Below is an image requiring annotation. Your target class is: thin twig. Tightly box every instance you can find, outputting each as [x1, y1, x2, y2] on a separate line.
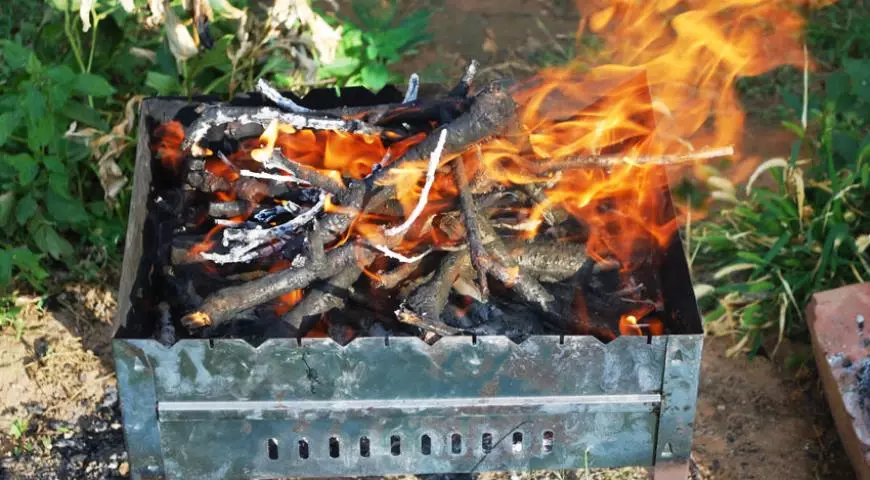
[535, 145, 735, 172]
[384, 129, 448, 237]
[372, 244, 432, 263]
[402, 73, 420, 104]
[256, 78, 312, 113]
[263, 150, 347, 196]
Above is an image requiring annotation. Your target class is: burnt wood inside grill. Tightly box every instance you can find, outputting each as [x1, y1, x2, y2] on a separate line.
[115, 63, 712, 347]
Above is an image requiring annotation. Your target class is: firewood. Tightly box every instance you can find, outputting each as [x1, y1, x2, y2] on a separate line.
[281, 267, 362, 333]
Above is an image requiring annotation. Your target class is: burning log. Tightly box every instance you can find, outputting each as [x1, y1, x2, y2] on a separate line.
[181, 242, 376, 330]
[396, 251, 469, 334]
[281, 266, 362, 333]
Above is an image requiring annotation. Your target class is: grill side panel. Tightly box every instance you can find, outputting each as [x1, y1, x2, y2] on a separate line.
[114, 335, 679, 478]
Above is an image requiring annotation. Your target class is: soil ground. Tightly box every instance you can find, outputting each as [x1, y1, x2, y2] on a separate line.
[0, 0, 856, 479]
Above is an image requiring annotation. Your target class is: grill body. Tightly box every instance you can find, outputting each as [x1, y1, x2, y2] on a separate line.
[114, 93, 703, 480]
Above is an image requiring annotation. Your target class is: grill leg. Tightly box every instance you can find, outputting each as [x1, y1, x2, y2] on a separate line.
[648, 460, 690, 480]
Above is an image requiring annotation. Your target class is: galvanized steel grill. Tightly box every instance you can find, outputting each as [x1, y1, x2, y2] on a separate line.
[113, 92, 704, 480]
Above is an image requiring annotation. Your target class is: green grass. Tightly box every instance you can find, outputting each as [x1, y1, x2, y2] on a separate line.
[692, 0, 870, 356]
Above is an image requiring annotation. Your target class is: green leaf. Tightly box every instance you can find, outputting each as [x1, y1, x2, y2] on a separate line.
[45, 189, 88, 225]
[318, 56, 361, 79]
[42, 156, 65, 174]
[0, 192, 14, 227]
[32, 224, 74, 260]
[48, 173, 71, 198]
[145, 71, 180, 95]
[60, 101, 109, 130]
[8, 154, 38, 186]
[365, 43, 379, 60]
[844, 59, 870, 102]
[0, 40, 34, 70]
[73, 73, 116, 97]
[0, 249, 11, 286]
[22, 88, 53, 150]
[0, 112, 21, 147]
[360, 63, 389, 92]
[826, 70, 850, 101]
[10, 247, 48, 284]
[15, 193, 37, 225]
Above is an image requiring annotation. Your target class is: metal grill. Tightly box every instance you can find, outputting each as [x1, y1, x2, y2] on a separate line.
[113, 93, 704, 480]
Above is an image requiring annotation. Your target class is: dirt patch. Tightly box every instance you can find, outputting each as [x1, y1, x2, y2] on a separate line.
[0, 285, 126, 479]
[693, 337, 854, 480]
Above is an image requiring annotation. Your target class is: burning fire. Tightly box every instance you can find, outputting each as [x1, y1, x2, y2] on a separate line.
[154, 0, 823, 337]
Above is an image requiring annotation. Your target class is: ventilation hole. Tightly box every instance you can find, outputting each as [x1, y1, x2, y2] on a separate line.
[390, 435, 401, 456]
[208, 338, 215, 349]
[385, 336, 390, 347]
[298, 439, 309, 459]
[472, 335, 478, 345]
[672, 350, 684, 363]
[512, 432, 523, 453]
[451, 434, 462, 454]
[329, 437, 340, 458]
[295, 336, 302, 347]
[360, 437, 370, 458]
[482, 433, 493, 453]
[646, 334, 653, 345]
[542, 431, 554, 453]
[267, 438, 279, 460]
[559, 335, 565, 345]
[661, 442, 673, 459]
[421, 435, 432, 455]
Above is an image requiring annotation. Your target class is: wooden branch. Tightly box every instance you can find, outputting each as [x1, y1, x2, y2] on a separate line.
[534, 146, 735, 172]
[182, 242, 377, 330]
[453, 155, 489, 297]
[183, 105, 384, 155]
[264, 150, 347, 196]
[281, 267, 362, 333]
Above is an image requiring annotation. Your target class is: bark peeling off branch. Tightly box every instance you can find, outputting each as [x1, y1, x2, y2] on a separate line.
[182, 105, 384, 154]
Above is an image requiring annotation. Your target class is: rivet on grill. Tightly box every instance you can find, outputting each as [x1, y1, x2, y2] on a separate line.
[360, 437, 370, 457]
[267, 438, 279, 460]
[482, 433, 493, 453]
[390, 435, 401, 456]
[298, 439, 309, 459]
[512, 432, 523, 453]
[542, 431, 554, 453]
[451, 433, 462, 454]
[421, 434, 432, 455]
[329, 437, 340, 458]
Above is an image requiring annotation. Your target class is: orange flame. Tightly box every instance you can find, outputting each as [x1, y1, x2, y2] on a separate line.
[274, 289, 304, 316]
[473, 0, 817, 268]
[153, 121, 185, 171]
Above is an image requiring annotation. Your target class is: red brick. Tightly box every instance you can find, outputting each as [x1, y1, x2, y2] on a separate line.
[807, 282, 870, 480]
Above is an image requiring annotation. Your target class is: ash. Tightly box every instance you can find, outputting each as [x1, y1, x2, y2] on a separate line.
[1, 387, 127, 480]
